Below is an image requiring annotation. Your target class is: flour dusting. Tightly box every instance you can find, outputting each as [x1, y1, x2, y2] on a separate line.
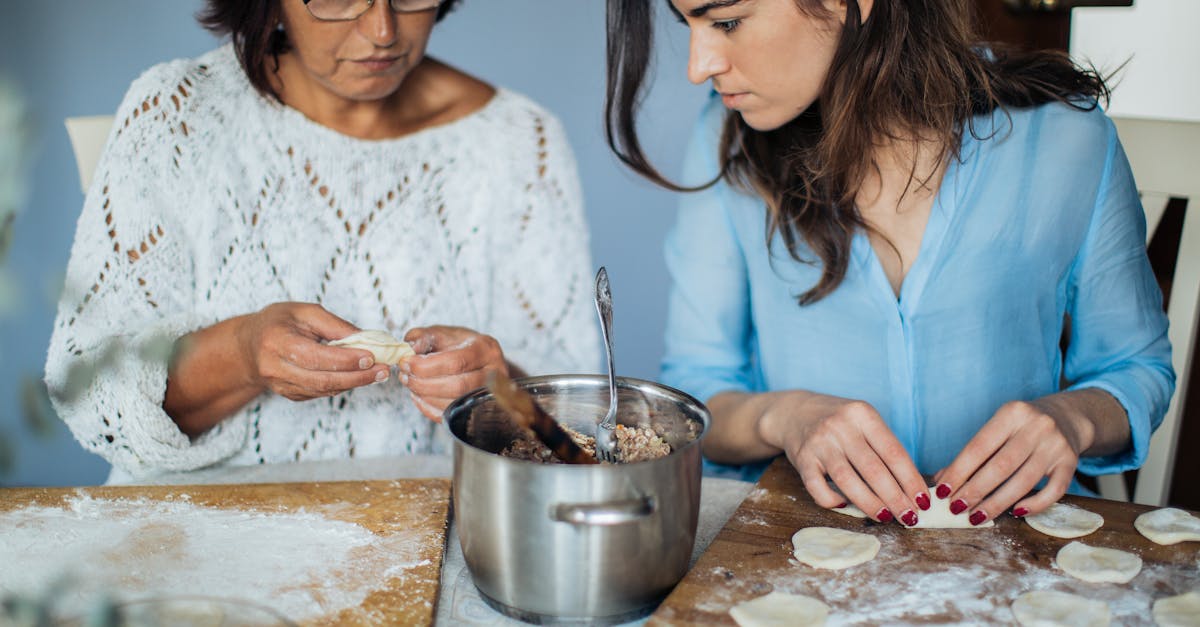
[0, 494, 433, 622]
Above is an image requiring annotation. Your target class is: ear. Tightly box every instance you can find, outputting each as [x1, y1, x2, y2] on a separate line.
[831, 0, 874, 26]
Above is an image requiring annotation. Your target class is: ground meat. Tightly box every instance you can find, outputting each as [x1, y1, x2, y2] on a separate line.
[501, 424, 672, 464]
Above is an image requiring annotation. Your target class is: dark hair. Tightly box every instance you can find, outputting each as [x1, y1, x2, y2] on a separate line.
[606, 0, 1110, 305]
[198, 0, 462, 101]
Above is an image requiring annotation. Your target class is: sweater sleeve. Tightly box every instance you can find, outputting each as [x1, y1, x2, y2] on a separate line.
[44, 63, 248, 477]
[487, 107, 600, 376]
[1064, 118, 1175, 476]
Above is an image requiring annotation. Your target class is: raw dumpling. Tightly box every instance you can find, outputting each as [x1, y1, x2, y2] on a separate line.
[729, 591, 829, 626]
[1055, 541, 1141, 584]
[1134, 508, 1200, 545]
[328, 330, 415, 366]
[1024, 502, 1104, 539]
[1011, 590, 1110, 626]
[791, 527, 880, 570]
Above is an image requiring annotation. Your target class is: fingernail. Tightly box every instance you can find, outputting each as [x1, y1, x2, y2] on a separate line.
[915, 492, 931, 511]
[399, 361, 412, 374]
[1012, 507, 1029, 518]
[399, 373, 409, 385]
[901, 510, 918, 527]
[950, 499, 968, 515]
[375, 370, 389, 382]
[936, 483, 952, 500]
[359, 357, 372, 370]
[835, 502, 848, 509]
[876, 508, 893, 523]
[969, 510, 988, 526]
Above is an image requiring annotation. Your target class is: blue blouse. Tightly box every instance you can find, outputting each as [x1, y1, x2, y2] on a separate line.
[662, 94, 1174, 481]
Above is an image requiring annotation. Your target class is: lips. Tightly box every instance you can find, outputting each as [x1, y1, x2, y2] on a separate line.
[353, 56, 401, 71]
[720, 92, 748, 107]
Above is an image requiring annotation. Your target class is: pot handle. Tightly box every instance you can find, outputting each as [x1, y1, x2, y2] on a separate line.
[550, 496, 657, 526]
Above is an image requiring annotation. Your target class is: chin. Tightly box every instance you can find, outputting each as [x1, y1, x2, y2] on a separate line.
[737, 109, 792, 132]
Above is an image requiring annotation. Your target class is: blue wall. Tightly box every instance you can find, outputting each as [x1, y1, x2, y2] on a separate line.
[0, 1, 704, 486]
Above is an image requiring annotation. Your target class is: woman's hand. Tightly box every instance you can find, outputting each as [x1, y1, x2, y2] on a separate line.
[401, 325, 516, 421]
[762, 393, 928, 525]
[237, 302, 391, 401]
[933, 393, 1103, 526]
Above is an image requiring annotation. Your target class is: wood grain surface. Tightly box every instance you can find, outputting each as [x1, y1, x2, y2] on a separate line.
[651, 458, 1200, 625]
[0, 479, 450, 626]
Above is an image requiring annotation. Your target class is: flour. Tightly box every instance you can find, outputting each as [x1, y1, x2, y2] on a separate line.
[0, 494, 433, 623]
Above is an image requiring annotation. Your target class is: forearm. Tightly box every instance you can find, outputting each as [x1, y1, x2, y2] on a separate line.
[1033, 388, 1131, 457]
[163, 314, 263, 437]
[704, 389, 827, 463]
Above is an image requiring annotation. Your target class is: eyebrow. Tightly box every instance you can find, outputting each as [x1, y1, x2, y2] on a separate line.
[688, 0, 743, 18]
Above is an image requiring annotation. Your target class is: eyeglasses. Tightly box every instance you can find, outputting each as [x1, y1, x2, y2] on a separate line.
[302, 0, 444, 22]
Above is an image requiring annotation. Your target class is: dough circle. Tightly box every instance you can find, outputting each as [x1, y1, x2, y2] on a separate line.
[1011, 590, 1110, 627]
[1153, 591, 1200, 627]
[1024, 502, 1104, 539]
[1055, 541, 1142, 584]
[1134, 508, 1200, 545]
[328, 329, 415, 365]
[729, 591, 829, 627]
[791, 527, 881, 570]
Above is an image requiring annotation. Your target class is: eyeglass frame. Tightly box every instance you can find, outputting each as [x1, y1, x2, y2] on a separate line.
[301, 0, 445, 22]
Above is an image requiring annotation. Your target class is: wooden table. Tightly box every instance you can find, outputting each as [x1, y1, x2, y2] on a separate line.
[651, 457, 1200, 625]
[0, 479, 451, 626]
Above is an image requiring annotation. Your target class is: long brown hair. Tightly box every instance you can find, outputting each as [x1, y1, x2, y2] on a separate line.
[198, 0, 462, 101]
[606, 0, 1110, 304]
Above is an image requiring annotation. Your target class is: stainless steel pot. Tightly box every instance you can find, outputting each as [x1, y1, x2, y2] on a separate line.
[445, 374, 709, 625]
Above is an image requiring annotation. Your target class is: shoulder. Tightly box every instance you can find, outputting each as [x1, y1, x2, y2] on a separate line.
[977, 101, 1116, 157]
[115, 45, 250, 130]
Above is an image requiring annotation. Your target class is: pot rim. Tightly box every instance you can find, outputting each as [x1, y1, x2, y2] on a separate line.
[442, 373, 710, 467]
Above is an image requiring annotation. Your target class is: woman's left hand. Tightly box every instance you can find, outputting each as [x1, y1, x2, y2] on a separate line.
[933, 396, 1095, 526]
[400, 325, 516, 421]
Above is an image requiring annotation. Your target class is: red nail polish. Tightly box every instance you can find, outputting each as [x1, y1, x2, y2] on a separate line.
[936, 484, 951, 500]
[969, 511, 988, 526]
[950, 499, 968, 515]
[915, 492, 931, 511]
[1012, 507, 1029, 518]
[835, 502, 848, 509]
[876, 508, 893, 523]
[901, 510, 918, 526]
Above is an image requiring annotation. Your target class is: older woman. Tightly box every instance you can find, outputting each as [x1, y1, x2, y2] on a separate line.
[46, 0, 597, 480]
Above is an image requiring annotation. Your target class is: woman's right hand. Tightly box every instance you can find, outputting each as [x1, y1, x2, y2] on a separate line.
[761, 393, 929, 525]
[235, 302, 391, 401]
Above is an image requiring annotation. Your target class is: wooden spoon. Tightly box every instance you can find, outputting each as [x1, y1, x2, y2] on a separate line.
[486, 371, 599, 465]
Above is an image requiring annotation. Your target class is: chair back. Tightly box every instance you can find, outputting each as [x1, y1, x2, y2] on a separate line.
[64, 115, 115, 193]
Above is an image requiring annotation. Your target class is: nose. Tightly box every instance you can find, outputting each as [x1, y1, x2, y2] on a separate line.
[687, 31, 730, 85]
[357, 0, 399, 48]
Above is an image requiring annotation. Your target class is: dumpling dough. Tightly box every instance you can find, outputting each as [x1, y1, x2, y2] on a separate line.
[1011, 590, 1110, 627]
[1153, 591, 1200, 627]
[328, 330, 415, 365]
[1134, 508, 1200, 545]
[831, 487, 994, 528]
[1055, 541, 1142, 584]
[1024, 502, 1104, 539]
[791, 527, 880, 570]
[729, 591, 829, 627]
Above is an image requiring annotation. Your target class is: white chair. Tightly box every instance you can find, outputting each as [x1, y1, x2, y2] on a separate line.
[1094, 116, 1200, 506]
[64, 115, 114, 193]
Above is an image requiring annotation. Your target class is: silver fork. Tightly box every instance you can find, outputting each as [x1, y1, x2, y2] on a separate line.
[593, 267, 619, 463]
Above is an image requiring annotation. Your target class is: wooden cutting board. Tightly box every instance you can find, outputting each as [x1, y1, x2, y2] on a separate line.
[0, 479, 450, 626]
[651, 458, 1200, 625]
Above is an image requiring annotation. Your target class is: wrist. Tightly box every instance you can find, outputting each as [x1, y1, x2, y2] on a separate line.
[1037, 395, 1096, 455]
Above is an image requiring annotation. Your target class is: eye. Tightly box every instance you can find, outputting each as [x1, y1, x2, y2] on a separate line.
[712, 18, 742, 33]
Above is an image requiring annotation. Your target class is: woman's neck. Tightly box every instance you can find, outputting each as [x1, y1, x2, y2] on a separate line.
[857, 135, 948, 216]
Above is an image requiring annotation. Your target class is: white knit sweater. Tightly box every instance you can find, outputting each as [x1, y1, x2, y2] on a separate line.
[45, 45, 599, 479]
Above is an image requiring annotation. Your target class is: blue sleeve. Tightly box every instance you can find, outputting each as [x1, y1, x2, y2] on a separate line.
[660, 97, 758, 404]
[1065, 118, 1175, 476]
